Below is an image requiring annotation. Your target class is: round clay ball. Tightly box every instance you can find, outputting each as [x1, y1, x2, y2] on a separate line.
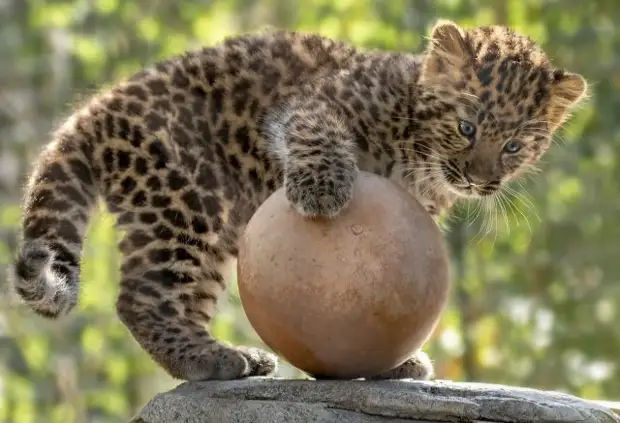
[237, 171, 450, 379]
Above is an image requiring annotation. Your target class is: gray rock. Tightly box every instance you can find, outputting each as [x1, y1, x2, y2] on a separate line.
[132, 378, 620, 423]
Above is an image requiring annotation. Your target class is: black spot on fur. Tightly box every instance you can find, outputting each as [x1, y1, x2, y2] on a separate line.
[126, 101, 143, 117]
[210, 88, 224, 122]
[181, 191, 203, 212]
[175, 248, 200, 266]
[138, 285, 161, 299]
[148, 140, 169, 169]
[154, 224, 174, 240]
[149, 248, 172, 264]
[121, 176, 137, 194]
[39, 163, 69, 183]
[49, 241, 78, 267]
[29, 189, 70, 212]
[202, 196, 222, 216]
[132, 191, 148, 207]
[146, 176, 162, 191]
[477, 65, 494, 87]
[147, 79, 169, 96]
[191, 216, 208, 234]
[117, 150, 131, 171]
[126, 85, 148, 101]
[134, 157, 148, 175]
[129, 230, 153, 248]
[57, 185, 89, 207]
[139, 212, 158, 224]
[172, 68, 190, 89]
[152, 195, 171, 208]
[144, 269, 193, 287]
[167, 170, 188, 191]
[68, 159, 93, 186]
[103, 148, 114, 173]
[196, 164, 218, 189]
[118, 212, 135, 225]
[163, 209, 188, 229]
[24, 217, 57, 239]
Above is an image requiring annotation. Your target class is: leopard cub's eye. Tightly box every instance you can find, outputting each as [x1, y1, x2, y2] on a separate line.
[458, 120, 476, 138]
[503, 139, 523, 154]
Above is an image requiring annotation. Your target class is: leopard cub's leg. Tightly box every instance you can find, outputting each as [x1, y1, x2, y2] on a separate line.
[112, 169, 278, 380]
[366, 350, 434, 380]
[266, 100, 358, 218]
[116, 236, 278, 381]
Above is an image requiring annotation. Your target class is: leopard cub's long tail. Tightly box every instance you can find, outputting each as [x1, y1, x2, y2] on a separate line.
[10, 112, 100, 318]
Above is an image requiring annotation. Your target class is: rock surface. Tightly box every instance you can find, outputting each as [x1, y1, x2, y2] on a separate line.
[131, 378, 620, 423]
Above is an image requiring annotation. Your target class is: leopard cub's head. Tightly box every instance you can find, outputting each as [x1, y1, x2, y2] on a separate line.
[417, 19, 588, 198]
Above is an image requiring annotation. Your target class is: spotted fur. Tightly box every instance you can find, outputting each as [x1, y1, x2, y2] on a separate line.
[10, 20, 586, 381]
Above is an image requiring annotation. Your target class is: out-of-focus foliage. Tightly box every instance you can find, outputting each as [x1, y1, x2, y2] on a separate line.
[0, 0, 618, 421]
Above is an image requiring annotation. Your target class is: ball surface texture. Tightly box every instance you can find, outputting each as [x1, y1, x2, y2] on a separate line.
[237, 172, 450, 379]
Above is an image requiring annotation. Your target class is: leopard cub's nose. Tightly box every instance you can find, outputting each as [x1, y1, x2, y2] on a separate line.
[464, 161, 484, 186]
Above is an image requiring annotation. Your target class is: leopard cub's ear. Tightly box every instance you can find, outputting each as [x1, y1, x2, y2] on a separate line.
[548, 70, 588, 129]
[428, 19, 468, 61]
[550, 70, 588, 107]
[422, 19, 470, 83]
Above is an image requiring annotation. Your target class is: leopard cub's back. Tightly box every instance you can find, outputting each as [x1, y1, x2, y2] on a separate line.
[100, 30, 365, 207]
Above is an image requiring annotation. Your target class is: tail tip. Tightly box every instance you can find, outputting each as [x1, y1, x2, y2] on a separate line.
[14, 242, 51, 281]
[9, 241, 78, 318]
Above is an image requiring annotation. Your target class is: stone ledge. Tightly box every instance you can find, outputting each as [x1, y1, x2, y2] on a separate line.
[131, 378, 620, 423]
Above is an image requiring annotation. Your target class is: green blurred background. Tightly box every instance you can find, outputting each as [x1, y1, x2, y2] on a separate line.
[0, 0, 618, 422]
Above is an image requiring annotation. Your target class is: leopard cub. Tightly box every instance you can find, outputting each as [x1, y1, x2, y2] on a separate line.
[11, 20, 586, 381]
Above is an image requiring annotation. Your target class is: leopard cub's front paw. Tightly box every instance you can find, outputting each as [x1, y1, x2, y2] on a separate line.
[285, 166, 355, 218]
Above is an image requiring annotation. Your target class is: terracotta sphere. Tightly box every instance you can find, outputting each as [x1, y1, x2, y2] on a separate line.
[237, 172, 450, 379]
